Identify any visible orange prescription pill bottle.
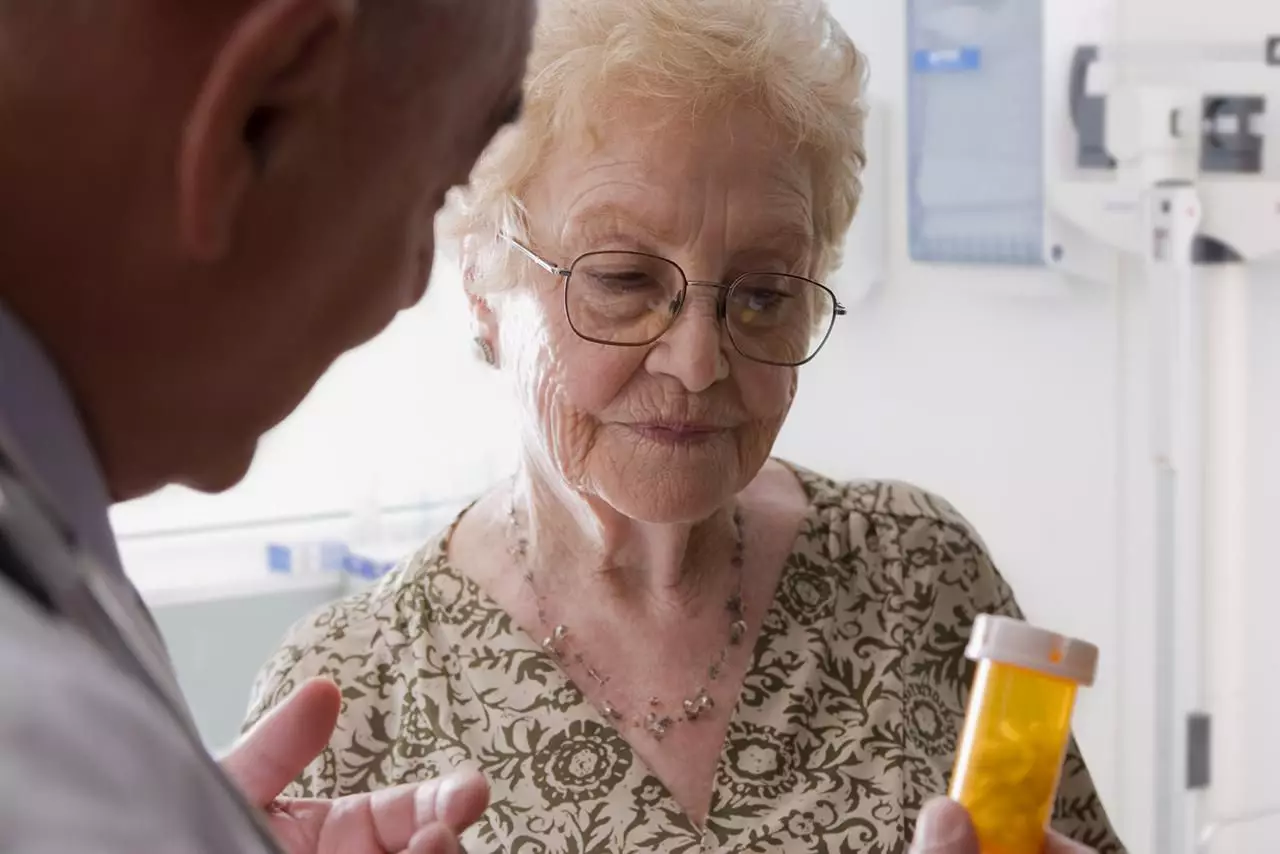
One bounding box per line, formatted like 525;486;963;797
948;615;1099;854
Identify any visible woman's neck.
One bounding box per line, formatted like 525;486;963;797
510;465;738;614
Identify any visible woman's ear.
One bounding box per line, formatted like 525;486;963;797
176;0;357;261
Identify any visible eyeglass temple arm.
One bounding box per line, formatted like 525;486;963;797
503;235;849;316
502;234;570;278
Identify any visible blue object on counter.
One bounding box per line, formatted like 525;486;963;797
265;540;396;580
266;543;292;574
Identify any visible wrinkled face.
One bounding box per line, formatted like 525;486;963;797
488;103;817;523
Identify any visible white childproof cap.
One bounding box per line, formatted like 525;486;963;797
965;614;1099;686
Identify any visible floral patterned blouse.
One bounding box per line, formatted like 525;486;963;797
244;467;1125;853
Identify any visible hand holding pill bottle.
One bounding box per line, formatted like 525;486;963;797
948;615;1099;854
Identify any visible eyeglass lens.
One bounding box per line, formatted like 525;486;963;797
565;251;835;366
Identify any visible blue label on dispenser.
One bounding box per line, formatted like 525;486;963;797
912;47;982;73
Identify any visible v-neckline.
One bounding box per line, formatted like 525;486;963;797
432;462;825;836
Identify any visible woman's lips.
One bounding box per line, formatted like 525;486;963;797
628;423;727;444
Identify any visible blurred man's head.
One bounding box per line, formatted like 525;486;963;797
0;0;533;499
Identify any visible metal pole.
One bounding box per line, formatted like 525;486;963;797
1145;180;1204;854
1196;261;1252;853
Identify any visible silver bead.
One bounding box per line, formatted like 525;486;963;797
729;620;747;645
645;712;671;739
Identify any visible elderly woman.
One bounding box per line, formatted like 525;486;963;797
245;1;1124;851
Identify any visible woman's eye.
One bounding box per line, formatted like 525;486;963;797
588;271;657;290
743;289;788;312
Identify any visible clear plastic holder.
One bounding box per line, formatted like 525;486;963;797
907;0;1047;264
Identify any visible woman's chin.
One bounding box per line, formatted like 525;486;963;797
594;470;744;524
587;433;768;522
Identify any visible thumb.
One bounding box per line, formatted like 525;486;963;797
220;677;342;807
911;798;979;854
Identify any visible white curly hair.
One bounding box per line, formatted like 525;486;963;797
439;0;868;294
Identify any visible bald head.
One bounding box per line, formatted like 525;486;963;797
0;0;534;500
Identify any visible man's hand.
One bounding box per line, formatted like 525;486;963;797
911;798;1094;854
222;678;489;854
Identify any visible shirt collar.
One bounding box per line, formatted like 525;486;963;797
0;300;122;574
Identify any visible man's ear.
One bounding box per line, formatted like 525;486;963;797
177;0;357;261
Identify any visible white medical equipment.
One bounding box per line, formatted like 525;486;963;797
1051;37;1280;854
905;0;1280;845
905;0;1117;275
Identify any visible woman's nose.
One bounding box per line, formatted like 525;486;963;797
644;289;729;392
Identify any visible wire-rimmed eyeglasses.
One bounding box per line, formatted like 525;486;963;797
504;236;845;367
